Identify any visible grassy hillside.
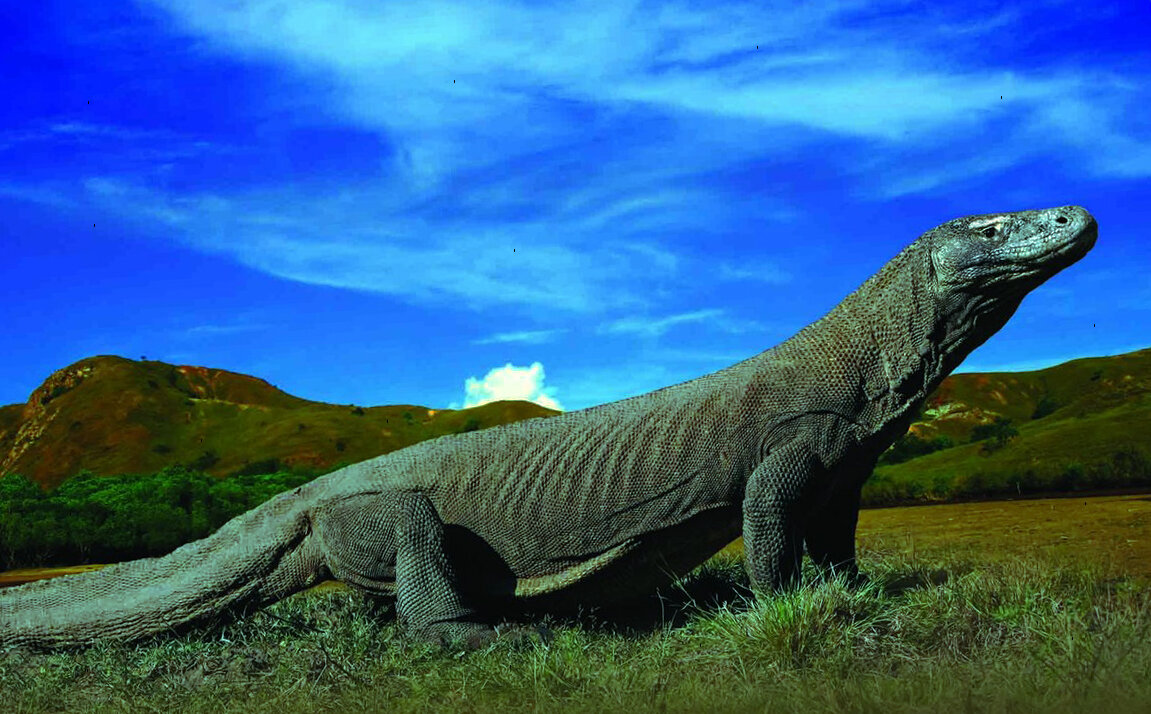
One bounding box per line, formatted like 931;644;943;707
866;347;1151;504
911;346;1151;442
0;356;559;489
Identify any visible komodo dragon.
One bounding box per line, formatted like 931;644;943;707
0;205;1097;650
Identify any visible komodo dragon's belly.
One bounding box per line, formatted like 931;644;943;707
429;462;743;601
316;491;740;605
511;503;742;607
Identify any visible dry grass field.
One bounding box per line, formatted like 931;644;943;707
717;492;1151;581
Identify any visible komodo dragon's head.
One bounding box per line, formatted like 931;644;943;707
926;205;1097;347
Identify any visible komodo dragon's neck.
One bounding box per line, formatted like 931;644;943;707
733;239;977;446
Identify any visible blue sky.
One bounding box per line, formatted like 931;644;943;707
1;1;1148;412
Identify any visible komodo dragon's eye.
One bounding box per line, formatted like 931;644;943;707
980;226;999;238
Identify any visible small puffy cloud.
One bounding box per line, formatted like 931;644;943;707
458;361;563;411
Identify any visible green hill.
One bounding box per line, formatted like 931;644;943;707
3;347;1148;500
0;356;559;489
865;347;1151;504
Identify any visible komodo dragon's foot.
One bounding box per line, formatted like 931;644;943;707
492;623;553;648
422;622;553;651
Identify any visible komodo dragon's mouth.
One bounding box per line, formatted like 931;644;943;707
1041;210;1098;269
1007;208;1097;284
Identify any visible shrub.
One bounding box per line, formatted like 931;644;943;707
971;417;1018;453
879;434;954;465
457;417;482;433
230;458;283;477
1031;395;1059;420
190;450;220;471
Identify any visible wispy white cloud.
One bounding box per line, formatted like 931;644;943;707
143;0;1148;190
600;308;765;339
472;330;567;346
77;177;679;315
48;122;167;140
0;181;76;208
1024;95;1151;179
1;121;222;160
32;0;1146;327
179;323;270;337
718;261;791;284
601;309;725;338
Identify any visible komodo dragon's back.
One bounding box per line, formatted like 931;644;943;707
1;206;1097;649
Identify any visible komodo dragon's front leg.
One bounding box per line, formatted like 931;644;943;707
743;432;877;591
741;443;818;591
741;439;872;591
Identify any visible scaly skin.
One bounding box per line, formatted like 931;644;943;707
0;206;1097;649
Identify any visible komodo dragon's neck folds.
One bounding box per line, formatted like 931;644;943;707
1;206;1097;650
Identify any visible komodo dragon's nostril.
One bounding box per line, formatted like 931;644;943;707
1056;216;1068;224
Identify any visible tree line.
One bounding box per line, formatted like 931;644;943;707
0;466;315;570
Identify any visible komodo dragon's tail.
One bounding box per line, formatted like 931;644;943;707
0;486;328;649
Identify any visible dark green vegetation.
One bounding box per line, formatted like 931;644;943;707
3;530;1149;713
0;355;558;489
0;467;312;571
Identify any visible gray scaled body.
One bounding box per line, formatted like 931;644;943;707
0;206;1098;649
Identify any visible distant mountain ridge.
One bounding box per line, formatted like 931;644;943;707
2;348;1148;492
0;355;559;488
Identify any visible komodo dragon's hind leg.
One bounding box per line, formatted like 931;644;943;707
394;492;500;649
